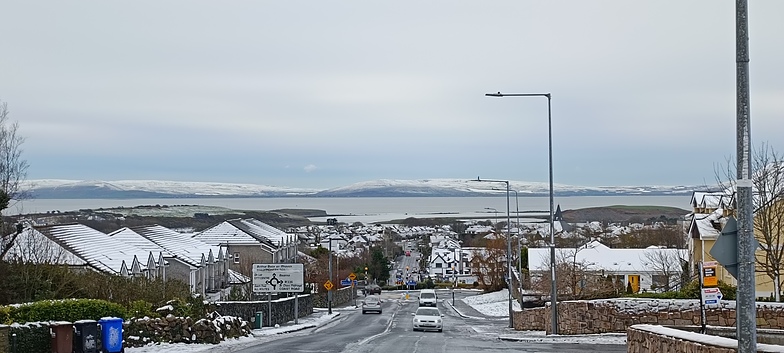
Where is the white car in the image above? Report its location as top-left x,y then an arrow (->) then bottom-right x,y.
418,289 -> 437,307
361,295 -> 382,314
411,307 -> 444,332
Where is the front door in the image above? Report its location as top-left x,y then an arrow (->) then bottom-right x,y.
628,275 -> 640,293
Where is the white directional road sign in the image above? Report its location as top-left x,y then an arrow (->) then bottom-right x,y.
701,287 -> 723,306
252,263 -> 304,293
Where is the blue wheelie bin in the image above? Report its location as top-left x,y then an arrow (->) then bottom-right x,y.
98,317 -> 124,353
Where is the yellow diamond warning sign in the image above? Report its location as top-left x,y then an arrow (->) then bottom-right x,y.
349,273 -> 357,281
324,280 -> 334,291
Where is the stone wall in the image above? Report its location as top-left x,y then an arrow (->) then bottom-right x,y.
513,299 -> 784,335
313,287 -> 356,308
212,294 -> 313,327
627,324 -> 784,353
0,325 -> 7,353
124,314 -> 250,347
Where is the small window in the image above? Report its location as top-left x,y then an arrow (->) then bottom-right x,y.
233,252 -> 240,264
435,263 -> 442,268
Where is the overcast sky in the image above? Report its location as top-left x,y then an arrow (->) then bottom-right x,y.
1,1 -> 782,189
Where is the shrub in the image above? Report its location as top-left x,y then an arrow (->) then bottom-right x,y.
0,305 -> 10,324
9,322 -> 51,353
127,300 -> 158,319
9,299 -> 127,323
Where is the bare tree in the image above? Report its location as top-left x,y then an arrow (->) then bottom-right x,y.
643,249 -> 686,292
716,142 -> 784,300
0,100 -> 30,258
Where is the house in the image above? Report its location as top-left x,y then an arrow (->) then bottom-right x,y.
109,225 -> 232,296
194,218 -> 297,276
528,241 -> 688,293
4,223 -> 154,277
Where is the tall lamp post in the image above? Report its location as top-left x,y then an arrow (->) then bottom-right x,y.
512,189 -> 523,307
473,177 -> 513,328
485,91 -> 557,334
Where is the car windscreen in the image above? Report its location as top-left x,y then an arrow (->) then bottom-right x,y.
420,293 -> 435,299
416,308 -> 440,316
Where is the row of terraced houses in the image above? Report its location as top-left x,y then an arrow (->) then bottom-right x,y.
2,218 -> 298,299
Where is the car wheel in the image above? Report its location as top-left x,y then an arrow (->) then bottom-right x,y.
362,311 -> 366,314
438,328 -> 443,332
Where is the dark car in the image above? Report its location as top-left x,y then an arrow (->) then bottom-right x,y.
365,284 -> 382,295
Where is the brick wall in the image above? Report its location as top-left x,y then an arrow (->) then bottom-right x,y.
513,299 -> 784,335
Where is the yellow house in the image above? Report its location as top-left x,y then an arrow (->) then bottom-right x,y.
688,191 -> 736,286
689,191 -> 784,299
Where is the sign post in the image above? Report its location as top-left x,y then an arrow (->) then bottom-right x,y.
699,261 -> 720,334
252,263 -> 305,328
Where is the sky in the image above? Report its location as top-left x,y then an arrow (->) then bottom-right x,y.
1,1 -> 783,190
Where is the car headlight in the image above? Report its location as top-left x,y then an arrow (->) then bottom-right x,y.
436,319 -> 441,323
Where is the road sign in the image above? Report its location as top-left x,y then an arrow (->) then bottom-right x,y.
324,280 -> 334,291
709,217 -> 759,280
702,261 -> 718,287
349,273 -> 357,281
406,280 -> 417,286
701,287 -> 723,305
340,278 -> 352,286
252,263 -> 304,293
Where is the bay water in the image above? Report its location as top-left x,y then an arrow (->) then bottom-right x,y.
11,195 -> 692,224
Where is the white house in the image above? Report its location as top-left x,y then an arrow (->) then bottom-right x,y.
527,241 -> 688,293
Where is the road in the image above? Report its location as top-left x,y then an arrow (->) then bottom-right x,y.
389,240 -> 422,287
234,290 -> 626,353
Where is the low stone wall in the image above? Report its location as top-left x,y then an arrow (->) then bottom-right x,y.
0,325 -> 8,353
313,287 -> 356,308
627,324 -> 784,353
124,314 -> 250,347
513,299 -> 784,335
213,294 -> 313,327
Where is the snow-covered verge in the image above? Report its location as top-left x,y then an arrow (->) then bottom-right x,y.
460,289 -> 521,317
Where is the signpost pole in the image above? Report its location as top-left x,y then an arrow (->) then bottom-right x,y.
295,237 -> 299,324
267,293 -> 272,327
699,262 -> 706,334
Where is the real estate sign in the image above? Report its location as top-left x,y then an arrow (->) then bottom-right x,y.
252,263 -> 304,293
702,261 -> 718,287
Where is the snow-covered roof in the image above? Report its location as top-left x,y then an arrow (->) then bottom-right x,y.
688,208 -> 725,240
528,241 -> 687,273
108,227 -> 174,259
194,221 -> 272,247
33,223 -> 150,275
3,225 -> 86,266
129,225 -> 221,267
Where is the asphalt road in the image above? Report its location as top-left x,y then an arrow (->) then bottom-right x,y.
233,291 -> 627,353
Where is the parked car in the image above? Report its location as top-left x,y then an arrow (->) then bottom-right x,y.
365,284 -> 382,295
411,307 -> 443,332
419,289 -> 437,307
361,295 -> 383,314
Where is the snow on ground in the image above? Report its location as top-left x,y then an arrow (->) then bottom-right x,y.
125,311 -> 341,353
461,289 -> 626,345
461,288 -> 521,316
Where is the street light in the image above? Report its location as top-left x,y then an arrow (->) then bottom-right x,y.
473,177 -> 513,328
485,91 -> 557,334
484,207 -> 499,226
511,189 -> 523,308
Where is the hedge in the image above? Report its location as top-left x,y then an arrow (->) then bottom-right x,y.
5,298 -> 127,323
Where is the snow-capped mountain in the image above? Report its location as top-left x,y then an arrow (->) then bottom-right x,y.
22,179 -> 699,199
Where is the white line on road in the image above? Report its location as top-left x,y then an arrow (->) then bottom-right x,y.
357,304 -> 399,345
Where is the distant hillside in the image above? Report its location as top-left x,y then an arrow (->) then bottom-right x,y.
561,205 -> 690,224
23,179 -> 699,199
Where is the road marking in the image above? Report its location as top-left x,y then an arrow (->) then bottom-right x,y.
357,305 -> 398,345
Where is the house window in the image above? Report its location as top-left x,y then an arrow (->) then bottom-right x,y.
233,252 -> 240,264
652,275 -> 669,290
435,263 -> 442,268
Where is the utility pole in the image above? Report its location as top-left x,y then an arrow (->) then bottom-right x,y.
328,233 -> 333,315
735,1 -> 756,352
